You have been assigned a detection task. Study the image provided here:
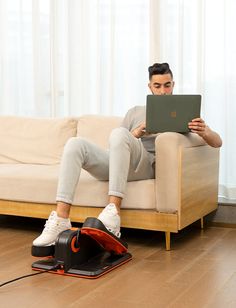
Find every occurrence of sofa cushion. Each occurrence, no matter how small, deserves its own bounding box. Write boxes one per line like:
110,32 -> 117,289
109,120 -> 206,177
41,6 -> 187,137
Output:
74,173 -> 155,210
0,116 -> 77,164
0,164 -> 156,210
77,115 -> 122,149
0,164 -> 59,203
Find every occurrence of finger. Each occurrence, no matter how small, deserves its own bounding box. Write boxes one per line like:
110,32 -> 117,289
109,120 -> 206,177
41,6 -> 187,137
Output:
191,118 -> 203,122
191,126 -> 205,132
140,123 -> 146,129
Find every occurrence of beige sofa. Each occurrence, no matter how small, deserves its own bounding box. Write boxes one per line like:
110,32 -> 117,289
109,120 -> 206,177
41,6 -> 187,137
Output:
0,115 -> 220,250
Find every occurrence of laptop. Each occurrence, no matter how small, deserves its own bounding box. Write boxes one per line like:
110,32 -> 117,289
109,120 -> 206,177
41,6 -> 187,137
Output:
145,94 -> 201,133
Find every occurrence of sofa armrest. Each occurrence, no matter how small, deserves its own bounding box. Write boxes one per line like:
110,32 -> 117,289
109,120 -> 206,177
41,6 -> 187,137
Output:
155,132 -> 220,216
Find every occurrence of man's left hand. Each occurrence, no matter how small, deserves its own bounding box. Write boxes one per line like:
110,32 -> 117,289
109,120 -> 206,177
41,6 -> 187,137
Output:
188,118 -> 207,137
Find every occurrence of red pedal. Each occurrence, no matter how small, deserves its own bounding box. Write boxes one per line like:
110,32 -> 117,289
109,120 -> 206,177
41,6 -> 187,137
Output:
81,217 -> 128,255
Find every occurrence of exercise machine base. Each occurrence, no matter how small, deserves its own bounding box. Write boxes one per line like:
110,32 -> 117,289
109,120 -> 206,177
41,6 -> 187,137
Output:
32,218 -> 132,279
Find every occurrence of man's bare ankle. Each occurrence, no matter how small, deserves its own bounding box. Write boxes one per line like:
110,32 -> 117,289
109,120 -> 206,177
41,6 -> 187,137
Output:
56,202 -> 71,219
108,196 -> 122,215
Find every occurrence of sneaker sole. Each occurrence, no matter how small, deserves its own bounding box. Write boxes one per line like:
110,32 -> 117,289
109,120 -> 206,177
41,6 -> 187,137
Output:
31,245 -> 55,257
81,217 -> 128,255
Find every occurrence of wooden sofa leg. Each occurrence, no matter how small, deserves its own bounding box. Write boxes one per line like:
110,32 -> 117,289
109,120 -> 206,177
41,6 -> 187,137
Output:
165,231 -> 171,251
200,217 -> 204,229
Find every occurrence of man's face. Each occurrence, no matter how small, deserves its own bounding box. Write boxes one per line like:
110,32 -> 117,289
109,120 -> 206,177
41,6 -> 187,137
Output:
148,73 -> 174,95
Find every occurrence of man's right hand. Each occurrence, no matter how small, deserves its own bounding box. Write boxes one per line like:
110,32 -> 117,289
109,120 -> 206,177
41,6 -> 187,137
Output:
131,123 -> 146,138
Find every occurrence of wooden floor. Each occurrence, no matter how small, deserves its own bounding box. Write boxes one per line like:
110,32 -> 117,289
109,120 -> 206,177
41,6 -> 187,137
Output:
0,215 -> 236,308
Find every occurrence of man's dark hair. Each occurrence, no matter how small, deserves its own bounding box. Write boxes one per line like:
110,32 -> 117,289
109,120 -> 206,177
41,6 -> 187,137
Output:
148,63 -> 173,80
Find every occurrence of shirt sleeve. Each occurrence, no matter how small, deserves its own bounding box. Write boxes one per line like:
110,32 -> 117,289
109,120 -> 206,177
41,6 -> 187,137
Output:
120,107 -> 135,131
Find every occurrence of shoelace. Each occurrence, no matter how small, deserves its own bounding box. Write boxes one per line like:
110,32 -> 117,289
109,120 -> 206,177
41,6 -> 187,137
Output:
107,227 -> 121,238
43,219 -> 60,233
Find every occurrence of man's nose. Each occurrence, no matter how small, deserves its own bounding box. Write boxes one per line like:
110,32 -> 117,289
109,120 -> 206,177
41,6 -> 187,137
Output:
160,86 -> 166,95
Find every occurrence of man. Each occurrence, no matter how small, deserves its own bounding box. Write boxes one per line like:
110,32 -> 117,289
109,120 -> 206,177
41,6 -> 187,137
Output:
33,63 -> 222,247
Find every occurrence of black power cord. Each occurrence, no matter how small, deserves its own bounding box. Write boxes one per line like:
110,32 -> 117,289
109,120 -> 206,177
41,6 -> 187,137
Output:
0,264 -> 60,288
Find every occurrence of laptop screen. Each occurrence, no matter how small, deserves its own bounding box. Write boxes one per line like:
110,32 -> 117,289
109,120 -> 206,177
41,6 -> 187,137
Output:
145,94 -> 201,133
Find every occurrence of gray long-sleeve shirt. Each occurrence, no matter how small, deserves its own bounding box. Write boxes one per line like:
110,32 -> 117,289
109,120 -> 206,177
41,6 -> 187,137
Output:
121,106 -> 159,164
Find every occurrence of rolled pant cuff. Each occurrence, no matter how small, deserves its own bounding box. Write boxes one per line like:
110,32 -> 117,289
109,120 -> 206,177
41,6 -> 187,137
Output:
108,190 -> 124,198
56,196 -> 73,205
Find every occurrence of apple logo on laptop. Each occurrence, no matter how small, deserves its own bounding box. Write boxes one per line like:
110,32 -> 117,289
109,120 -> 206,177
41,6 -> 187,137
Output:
170,111 -> 177,118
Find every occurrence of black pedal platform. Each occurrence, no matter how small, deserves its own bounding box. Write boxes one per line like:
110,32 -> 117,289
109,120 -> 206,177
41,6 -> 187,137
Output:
81,217 -> 128,254
32,244 -> 55,257
32,227 -> 132,279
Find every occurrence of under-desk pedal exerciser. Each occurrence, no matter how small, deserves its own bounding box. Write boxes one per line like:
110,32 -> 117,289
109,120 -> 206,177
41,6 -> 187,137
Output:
31,217 -> 132,279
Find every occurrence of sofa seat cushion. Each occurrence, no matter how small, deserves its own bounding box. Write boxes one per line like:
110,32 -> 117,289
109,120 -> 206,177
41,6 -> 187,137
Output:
74,174 -> 156,210
0,116 -> 77,164
0,164 -> 156,210
0,164 -> 59,204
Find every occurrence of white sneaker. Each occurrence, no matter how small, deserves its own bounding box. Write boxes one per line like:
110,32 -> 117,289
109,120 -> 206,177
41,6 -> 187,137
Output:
98,203 -> 121,238
33,211 -> 72,246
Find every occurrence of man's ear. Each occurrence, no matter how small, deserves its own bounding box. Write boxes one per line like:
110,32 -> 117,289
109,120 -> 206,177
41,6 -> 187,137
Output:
148,83 -> 154,94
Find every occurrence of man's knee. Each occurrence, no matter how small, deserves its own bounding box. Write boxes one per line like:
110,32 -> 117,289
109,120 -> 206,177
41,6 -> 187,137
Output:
109,127 -> 131,147
63,137 -> 87,158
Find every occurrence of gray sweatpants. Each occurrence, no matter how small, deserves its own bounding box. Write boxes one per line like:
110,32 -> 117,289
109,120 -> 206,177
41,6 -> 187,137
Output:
56,127 -> 155,204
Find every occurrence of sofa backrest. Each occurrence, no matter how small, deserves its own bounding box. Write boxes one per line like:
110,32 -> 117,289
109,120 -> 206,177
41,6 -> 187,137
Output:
77,115 -> 122,149
0,116 -> 77,164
